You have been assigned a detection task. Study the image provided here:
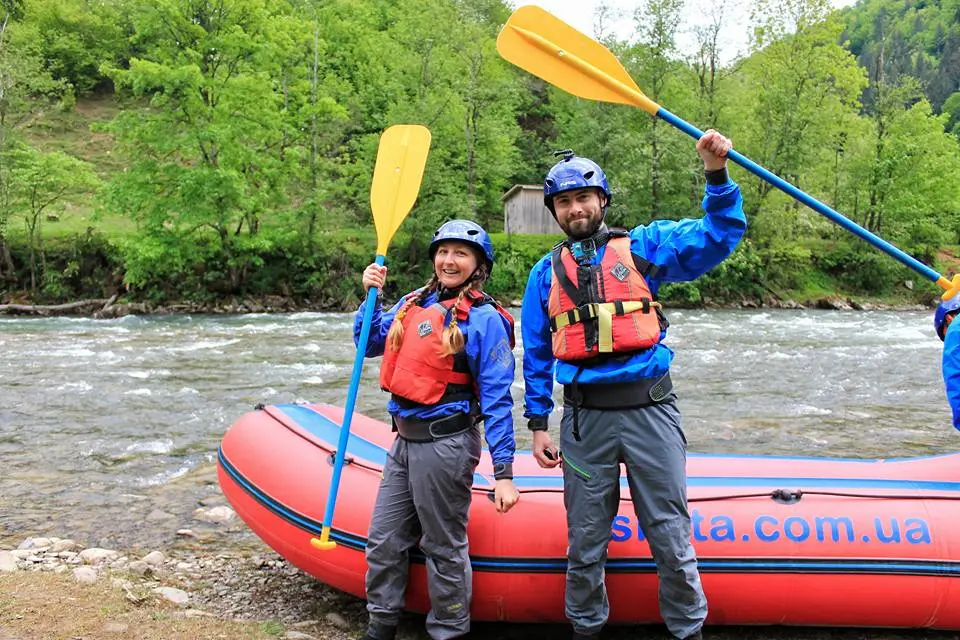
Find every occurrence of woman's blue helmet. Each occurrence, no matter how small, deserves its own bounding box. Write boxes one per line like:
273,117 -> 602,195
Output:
543,150 -> 612,214
429,220 -> 495,272
935,296 -> 960,340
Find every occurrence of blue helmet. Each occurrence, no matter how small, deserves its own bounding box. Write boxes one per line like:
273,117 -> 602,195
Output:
543,151 -> 612,213
935,296 -> 960,340
429,220 -> 495,272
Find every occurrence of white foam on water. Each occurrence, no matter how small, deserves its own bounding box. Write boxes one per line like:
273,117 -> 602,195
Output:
273,362 -> 340,375
691,349 -> 720,364
767,351 -> 802,360
178,387 -> 199,395
132,464 -> 191,487
125,439 -> 174,454
165,339 -> 240,352
125,369 -> 171,379
125,388 -> 153,396
236,322 -> 286,333
55,381 -> 93,392
790,404 -> 833,416
44,347 -> 97,358
303,377 -> 326,385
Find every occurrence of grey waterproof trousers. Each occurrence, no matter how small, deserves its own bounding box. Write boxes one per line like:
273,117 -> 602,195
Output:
365,427 -> 481,640
560,395 -> 707,639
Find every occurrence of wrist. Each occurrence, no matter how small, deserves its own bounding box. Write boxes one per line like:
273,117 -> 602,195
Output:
704,166 -> 728,185
527,416 -> 548,432
493,462 -> 514,481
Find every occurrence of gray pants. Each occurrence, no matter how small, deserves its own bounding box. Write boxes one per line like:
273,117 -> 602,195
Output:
365,428 -> 481,640
560,396 -> 707,639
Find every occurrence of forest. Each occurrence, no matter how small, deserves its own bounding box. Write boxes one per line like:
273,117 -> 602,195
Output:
1,0 -> 959,309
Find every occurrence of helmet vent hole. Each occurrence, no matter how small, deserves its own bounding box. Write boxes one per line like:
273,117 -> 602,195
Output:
545,179 -> 554,187
583,171 -> 595,180
467,229 -> 478,235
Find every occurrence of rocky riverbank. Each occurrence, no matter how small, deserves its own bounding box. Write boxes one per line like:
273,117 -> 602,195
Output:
0,292 -> 936,318
3,530 -> 959,640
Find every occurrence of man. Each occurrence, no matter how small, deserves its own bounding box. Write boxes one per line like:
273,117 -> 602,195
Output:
520,130 -> 746,640
934,296 -> 960,430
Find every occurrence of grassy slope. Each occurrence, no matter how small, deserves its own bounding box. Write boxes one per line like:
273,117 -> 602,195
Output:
11,95 -> 137,241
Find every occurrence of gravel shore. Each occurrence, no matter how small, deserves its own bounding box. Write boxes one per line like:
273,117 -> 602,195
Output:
3,531 -> 960,640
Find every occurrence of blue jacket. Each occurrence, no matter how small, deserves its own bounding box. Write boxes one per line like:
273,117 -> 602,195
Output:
354,291 -> 516,465
521,180 -> 746,419
943,319 -> 960,430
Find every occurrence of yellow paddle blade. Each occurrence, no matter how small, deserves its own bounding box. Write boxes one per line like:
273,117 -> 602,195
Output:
370,124 -> 432,256
496,5 -> 660,115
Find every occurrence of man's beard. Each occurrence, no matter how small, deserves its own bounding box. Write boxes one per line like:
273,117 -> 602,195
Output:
562,213 -> 602,240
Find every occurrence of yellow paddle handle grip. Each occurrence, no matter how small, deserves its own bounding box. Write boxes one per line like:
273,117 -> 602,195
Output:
310,527 -> 337,551
938,275 -> 960,301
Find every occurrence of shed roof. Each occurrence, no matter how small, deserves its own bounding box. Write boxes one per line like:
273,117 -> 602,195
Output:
501,184 -> 543,202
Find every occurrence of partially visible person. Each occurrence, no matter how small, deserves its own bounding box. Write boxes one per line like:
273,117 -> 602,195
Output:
521,130 -> 747,640
355,220 -> 520,640
935,296 -> 960,430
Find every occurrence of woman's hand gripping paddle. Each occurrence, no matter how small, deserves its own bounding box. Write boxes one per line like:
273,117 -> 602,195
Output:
496,5 -> 960,300
311,125 -> 432,551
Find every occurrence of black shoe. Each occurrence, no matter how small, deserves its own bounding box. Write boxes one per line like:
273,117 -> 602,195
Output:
676,631 -> 702,640
363,621 -> 397,640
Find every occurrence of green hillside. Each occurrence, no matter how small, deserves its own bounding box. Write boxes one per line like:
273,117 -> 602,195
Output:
0,0 -> 957,309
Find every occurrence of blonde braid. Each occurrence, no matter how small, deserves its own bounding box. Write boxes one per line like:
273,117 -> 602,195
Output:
387,275 -> 439,351
440,264 -> 489,356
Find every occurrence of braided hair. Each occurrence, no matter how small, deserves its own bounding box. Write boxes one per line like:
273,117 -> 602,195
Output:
440,263 -> 490,356
385,260 -> 491,356
386,274 -> 439,352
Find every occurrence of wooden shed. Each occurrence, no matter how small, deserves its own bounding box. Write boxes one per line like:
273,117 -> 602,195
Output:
502,184 -> 556,235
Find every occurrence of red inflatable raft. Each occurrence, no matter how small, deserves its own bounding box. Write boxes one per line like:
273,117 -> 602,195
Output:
217,403 -> 960,630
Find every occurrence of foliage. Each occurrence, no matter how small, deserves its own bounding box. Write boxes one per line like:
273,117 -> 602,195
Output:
3,0 -> 960,309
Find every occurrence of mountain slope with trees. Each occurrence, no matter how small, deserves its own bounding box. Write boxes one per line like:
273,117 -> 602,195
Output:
0,0 -> 958,310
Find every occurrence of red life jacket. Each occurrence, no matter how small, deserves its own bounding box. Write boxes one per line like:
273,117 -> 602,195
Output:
548,232 -> 664,362
380,290 -> 515,406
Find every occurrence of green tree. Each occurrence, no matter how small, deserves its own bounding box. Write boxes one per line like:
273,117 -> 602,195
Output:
20,0 -> 132,95
102,0 -> 314,290
0,13 -> 64,281
735,0 -> 866,242
7,145 -> 99,291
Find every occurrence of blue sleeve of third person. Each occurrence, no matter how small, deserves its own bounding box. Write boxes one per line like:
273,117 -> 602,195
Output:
942,320 -> 960,431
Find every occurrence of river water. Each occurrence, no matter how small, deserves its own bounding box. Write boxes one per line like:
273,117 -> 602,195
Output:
2,309 -> 957,552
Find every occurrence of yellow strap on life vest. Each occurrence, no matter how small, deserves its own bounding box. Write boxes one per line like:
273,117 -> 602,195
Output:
551,300 -> 662,352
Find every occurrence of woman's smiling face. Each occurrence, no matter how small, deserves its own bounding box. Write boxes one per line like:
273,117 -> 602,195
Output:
433,240 -> 479,289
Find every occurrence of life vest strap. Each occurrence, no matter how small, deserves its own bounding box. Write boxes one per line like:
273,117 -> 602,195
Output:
550,299 -> 662,353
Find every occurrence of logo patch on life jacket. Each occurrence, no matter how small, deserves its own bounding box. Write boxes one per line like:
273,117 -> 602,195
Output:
417,321 -> 433,337
610,261 -> 630,282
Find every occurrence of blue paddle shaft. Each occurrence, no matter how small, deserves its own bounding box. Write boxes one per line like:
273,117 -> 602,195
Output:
321,254 -> 385,530
656,108 -> 943,285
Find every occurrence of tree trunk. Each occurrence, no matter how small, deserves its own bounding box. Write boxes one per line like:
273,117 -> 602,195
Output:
0,296 -> 116,315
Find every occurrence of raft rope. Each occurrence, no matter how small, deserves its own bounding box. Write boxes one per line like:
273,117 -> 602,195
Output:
484,488 -> 960,502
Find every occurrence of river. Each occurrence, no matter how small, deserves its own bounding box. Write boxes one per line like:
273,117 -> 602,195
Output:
2,309 -> 956,552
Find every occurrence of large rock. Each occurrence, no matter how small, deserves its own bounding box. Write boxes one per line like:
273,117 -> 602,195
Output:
73,567 -> 98,584
78,548 -> 119,564
154,587 -> 190,605
0,551 -> 17,572
193,506 -> 236,523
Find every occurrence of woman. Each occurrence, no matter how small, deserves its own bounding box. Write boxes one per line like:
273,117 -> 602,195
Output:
355,219 -> 520,640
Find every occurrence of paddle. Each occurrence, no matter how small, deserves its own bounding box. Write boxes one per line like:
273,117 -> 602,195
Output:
496,5 -> 960,300
311,124 -> 432,551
